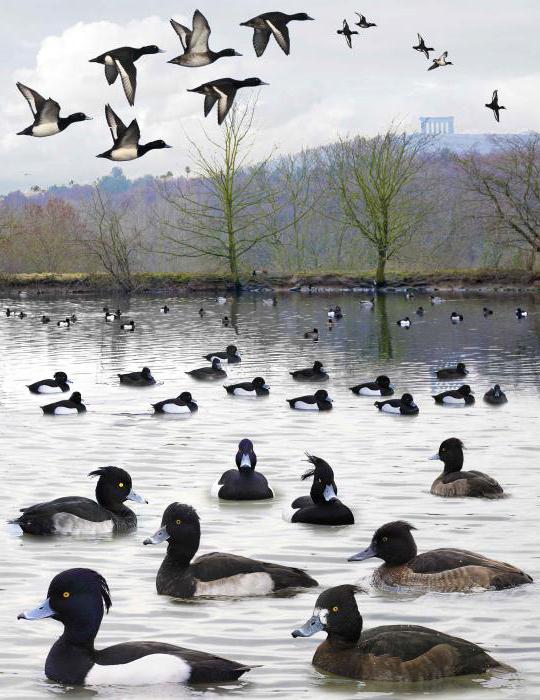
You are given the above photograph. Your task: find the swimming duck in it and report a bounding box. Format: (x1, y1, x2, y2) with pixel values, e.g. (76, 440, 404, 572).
(120, 320, 135, 331)
(105, 309, 120, 321)
(516, 307, 528, 319)
(430, 294, 444, 304)
(327, 308, 335, 319)
(216, 296, 227, 304)
(360, 297, 375, 308)
(355, 12, 376, 28)
(186, 357, 227, 380)
(28, 371, 71, 394)
(160, 305, 170, 313)
(450, 311, 463, 323)
(198, 307, 205, 317)
(290, 360, 328, 381)
(397, 317, 411, 328)
(430, 437, 504, 498)
(203, 344, 241, 363)
(118, 367, 155, 387)
(70, 314, 78, 323)
(433, 384, 474, 405)
(486, 89, 505, 122)
(225, 377, 269, 396)
(334, 305, 343, 319)
(412, 33, 434, 59)
(484, 384, 508, 405)
(428, 51, 453, 71)
(89, 45, 164, 106)
(416, 306, 424, 316)
(287, 389, 333, 411)
(18, 311, 27, 318)
(16, 82, 91, 137)
(221, 315, 230, 326)
(348, 520, 532, 592)
(337, 19, 358, 48)
(374, 393, 418, 415)
(291, 584, 513, 680)
(483, 306, 493, 316)
(41, 315, 51, 323)
(169, 10, 241, 67)
(350, 375, 393, 396)
(304, 327, 319, 339)
(57, 318, 70, 328)
(211, 439, 274, 500)
(436, 362, 467, 379)
(240, 11, 314, 56)
(188, 77, 268, 125)
(144, 503, 317, 596)
(18, 568, 253, 685)
(12, 466, 146, 536)
(284, 455, 354, 525)
(97, 104, 171, 161)
(41, 391, 86, 415)
(152, 391, 198, 414)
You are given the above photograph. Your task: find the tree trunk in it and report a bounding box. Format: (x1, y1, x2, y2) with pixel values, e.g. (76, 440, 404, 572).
(375, 252, 387, 287)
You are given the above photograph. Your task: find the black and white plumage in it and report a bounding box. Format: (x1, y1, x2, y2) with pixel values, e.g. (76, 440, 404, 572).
(374, 393, 419, 415)
(120, 320, 135, 331)
(11, 466, 146, 536)
(428, 51, 453, 71)
(211, 439, 274, 500)
(57, 318, 71, 328)
(186, 357, 227, 380)
(433, 384, 475, 406)
(187, 77, 268, 125)
(144, 503, 317, 597)
(355, 13, 376, 29)
(484, 384, 508, 405)
(485, 90, 506, 122)
(224, 377, 269, 397)
(240, 11, 314, 57)
(18, 568, 253, 685)
(287, 389, 333, 411)
(290, 360, 328, 381)
(303, 328, 319, 339)
(450, 312, 464, 323)
(152, 391, 198, 414)
(16, 82, 91, 137)
(41, 391, 86, 415)
(350, 375, 393, 397)
(284, 455, 354, 525)
(396, 317, 411, 328)
(203, 344, 241, 363)
(337, 19, 358, 49)
(118, 367, 155, 387)
(89, 45, 164, 106)
(160, 305, 170, 313)
(412, 33, 434, 59)
(169, 10, 241, 67)
(28, 371, 71, 394)
(97, 104, 171, 161)
(516, 307, 528, 319)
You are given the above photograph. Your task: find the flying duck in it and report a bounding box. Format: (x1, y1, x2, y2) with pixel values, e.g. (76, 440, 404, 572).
(430, 437, 504, 498)
(16, 82, 91, 137)
(18, 568, 253, 685)
(41, 391, 86, 415)
(484, 384, 508, 405)
(436, 362, 467, 379)
(211, 439, 274, 500)
(433, 384, 474, 405)
(186, 357, 227, 380)
(187, 77, 268, 125)
(412, 33, 434, 59)
(89, 45, 164, 106)
(374, 393, 418, 415)
(152, 391, 198, 414)
(203, 344, 241, 363)
(118, 367, 155, 387)
(486, 90, 506, 122)
(144, 503, 317, 597)
(292, 585, 513, 680)
(337, 19, 358, 48)
(428, 51, 453, 71)
(290, 360, 328, 381)
(350, 375, 393, 396)
(348, 520, 532, 592)
(450, 311, 463, 323)
(169, 10, 241, 67)
(28, 371, 71, 394)
(284, 455, 354, 525)
(97, 104, 171, 161)
(355, 13, 376, 28)
(396, 317, 411, 328)
(240, 11, 314, 56)
(287, 389, 333, 411)
(12, 466, 146, 535)
(120, 320, 135, 331)
(224, 377, 269, 397)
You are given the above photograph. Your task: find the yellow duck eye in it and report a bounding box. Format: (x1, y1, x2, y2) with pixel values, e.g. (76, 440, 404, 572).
(175, 519, 182, 525)
(118, 482, 124, 488)
(382, 536, 388, 542)
(332, 606, 339, 612)
(63, 592, 70, 598)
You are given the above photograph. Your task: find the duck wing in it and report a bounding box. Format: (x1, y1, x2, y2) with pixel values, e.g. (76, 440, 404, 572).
(104, 61, 118, 85)
(114, 58, 137, 106)
(17, 82, 45, 117)
(14, 497, 110, 534)
(265, 18, 290, 55)
(37, 99, 61, 125)
(189, 10, 211, 53)
(252, 27, 272, 57)
(105, 104, 126, 143)
(213, 85, 236, 125)
(117, 119, 140, 149)
(204, 93, 219, 116)
(170, 18, 192, 51)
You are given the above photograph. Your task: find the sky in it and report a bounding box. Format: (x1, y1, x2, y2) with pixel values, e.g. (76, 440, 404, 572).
(0, 0, 539, 194)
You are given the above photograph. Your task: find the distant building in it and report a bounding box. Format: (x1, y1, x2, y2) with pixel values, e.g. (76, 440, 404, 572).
(420, 116, 455, 135)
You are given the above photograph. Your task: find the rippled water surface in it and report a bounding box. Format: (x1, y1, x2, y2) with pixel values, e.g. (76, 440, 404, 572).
(1, 291, 539, 700)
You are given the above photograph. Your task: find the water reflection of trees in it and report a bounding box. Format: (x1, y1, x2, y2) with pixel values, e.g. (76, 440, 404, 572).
(376, 294, 393, 360)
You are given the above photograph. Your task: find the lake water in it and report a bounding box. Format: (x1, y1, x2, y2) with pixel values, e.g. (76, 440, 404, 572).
(1, 290, 538, 700)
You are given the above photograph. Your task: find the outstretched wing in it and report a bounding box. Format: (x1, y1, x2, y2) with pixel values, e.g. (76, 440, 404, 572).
(117, 119, 140, 148)
(38, 99, 61, 125)
(189, 10, 211, 53)
(214, 86, 236, 125)
(356, 13, 366, 23)
(417, 33, 423, 44)
(441, 51, 448, 59)
(252, 28, 271, 57)
(114, 59, 137, 106)
(17, 82, 46, 117)
(170, 18, 192, 51)
(204, 93, 218, 117)
(104, 60, 118, 85)
(105, 104, 126, 143)
(265, 18, 290, 55)
(492, 89, 498, 102)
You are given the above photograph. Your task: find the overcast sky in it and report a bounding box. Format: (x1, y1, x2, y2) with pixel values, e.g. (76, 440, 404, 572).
(0, 0, 538, 194)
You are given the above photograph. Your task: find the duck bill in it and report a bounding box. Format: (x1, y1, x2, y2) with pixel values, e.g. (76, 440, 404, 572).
(143, 526, 169, 545)
(348, 544, 376, 562)
(239, 453, 252, 471)
(292, 614, 325, 638)
(323, 484, 337, 501)
(127, 490, 147, 504)
(18, 598, 55, 620)
(429, 454, 441, 461)
(263, 384, 270, 390)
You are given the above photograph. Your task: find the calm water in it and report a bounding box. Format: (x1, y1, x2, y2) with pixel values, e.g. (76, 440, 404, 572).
(1, 291, 539, 700)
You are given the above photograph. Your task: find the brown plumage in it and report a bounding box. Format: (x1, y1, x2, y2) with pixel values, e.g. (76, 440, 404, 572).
(430, 438, 504, 498)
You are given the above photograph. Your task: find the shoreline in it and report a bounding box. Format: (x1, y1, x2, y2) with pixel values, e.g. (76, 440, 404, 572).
(0, 269, 538, 296)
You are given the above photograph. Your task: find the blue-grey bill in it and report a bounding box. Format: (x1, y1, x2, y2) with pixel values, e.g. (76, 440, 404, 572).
(18, 598, 54, 620)
(348, 544, 376, 562)
(429, 454, 441, 461)
(143, 526, 169, 545)
(292, 614, 325, 638)
(127, 490, 148, 504)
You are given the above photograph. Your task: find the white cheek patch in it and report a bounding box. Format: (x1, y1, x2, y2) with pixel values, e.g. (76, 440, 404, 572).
(86, 654, 191, 686)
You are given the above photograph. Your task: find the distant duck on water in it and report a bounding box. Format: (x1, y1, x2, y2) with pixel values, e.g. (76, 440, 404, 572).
(483, 306, 493, 316)
(104, 309, 121, 321)
(290, 360, 328, 381)
(430, 294, 444, 304)
(337, 19, 358, 48)
(516, 307, 528, 319)
(397, 317, 411, 328)
(118, 367, 155, 387)
(120, 320, 135, 331)
(287, 389, 333, 411)
(486, 89, 506, 122)
(240, 11, 314, 57)
(18, 311, 27, 318)
(450, 311, 463, 323)
(186, 357, 226, 380)
(430, 437, 504, 498)
(412, 33, 434, 59)
(428, 51, 453, 71)
(484, 384, 508, 405)
(436, 362, 467, 379)
(169, 10, 241, 67)
(160, 305, 170, 314)
(188, 77, 268, 125)
(41, 391, 86, 415)
(28, 371, 71, 394)
(416, 306, 424, 316)
(433, 384, 474, 405)
(41, 315, 50, 323)
(225, 376, 269, 397)
(375, 393, 418, 415)
(97, 104, 171, 161)
(303, 327, 319, 340)
(16, 82, 91, 137)
(350, 375, 393, 397)
(203, 344, 240, 363)
(152, 391, 197, 414)
(211, 438, 273, 500)
(57, 318, 70, 328)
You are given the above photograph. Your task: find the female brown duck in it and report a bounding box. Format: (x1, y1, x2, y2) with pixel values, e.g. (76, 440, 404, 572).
(430, 438, 504, 498)
(348, 521, 532, 592)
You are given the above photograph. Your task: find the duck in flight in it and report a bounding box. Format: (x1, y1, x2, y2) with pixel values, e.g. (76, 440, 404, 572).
(97, 105, 171, 161)
(240, 11, 314, 57)
(412, 33, 434, 59)
(16, 83, 91, 137)
(187, 78, 268, 125)
(428, 51, 453, 71)
(337, 19, 358, 48)
(89, 45, 164, 106)
(169, 10, 241, 67)
(355, 13, 376, 29)
(486, 90, 506, 122)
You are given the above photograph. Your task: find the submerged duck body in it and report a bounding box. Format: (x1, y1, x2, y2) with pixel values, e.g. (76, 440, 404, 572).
(292, 585, 512, 681)
(348, 521, 532, 592)
(290, 360, 328, 381)
(436, 362, 467, 380)
(186, 358, 226, 380)
(152, 392, 197, 414)
(351, 375, 393, 396)
(12, 467, 146, 535)
(433, 384, 475, 405)
(287, 389, 333, 411)
(211, 439, 273, 500)
(118, 367, 155, 386)
(28, 371, 71, 394)
(41, 391, 86, 415)
(144, 503, 317, 597)
(18, 568, 253, 685)
(375, 393, 418, 415)
(224, 377, 269, 396)
(430, 438, 504, 498)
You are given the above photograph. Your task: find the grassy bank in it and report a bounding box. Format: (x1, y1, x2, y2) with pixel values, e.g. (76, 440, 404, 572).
(0, 269, 538, 295)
